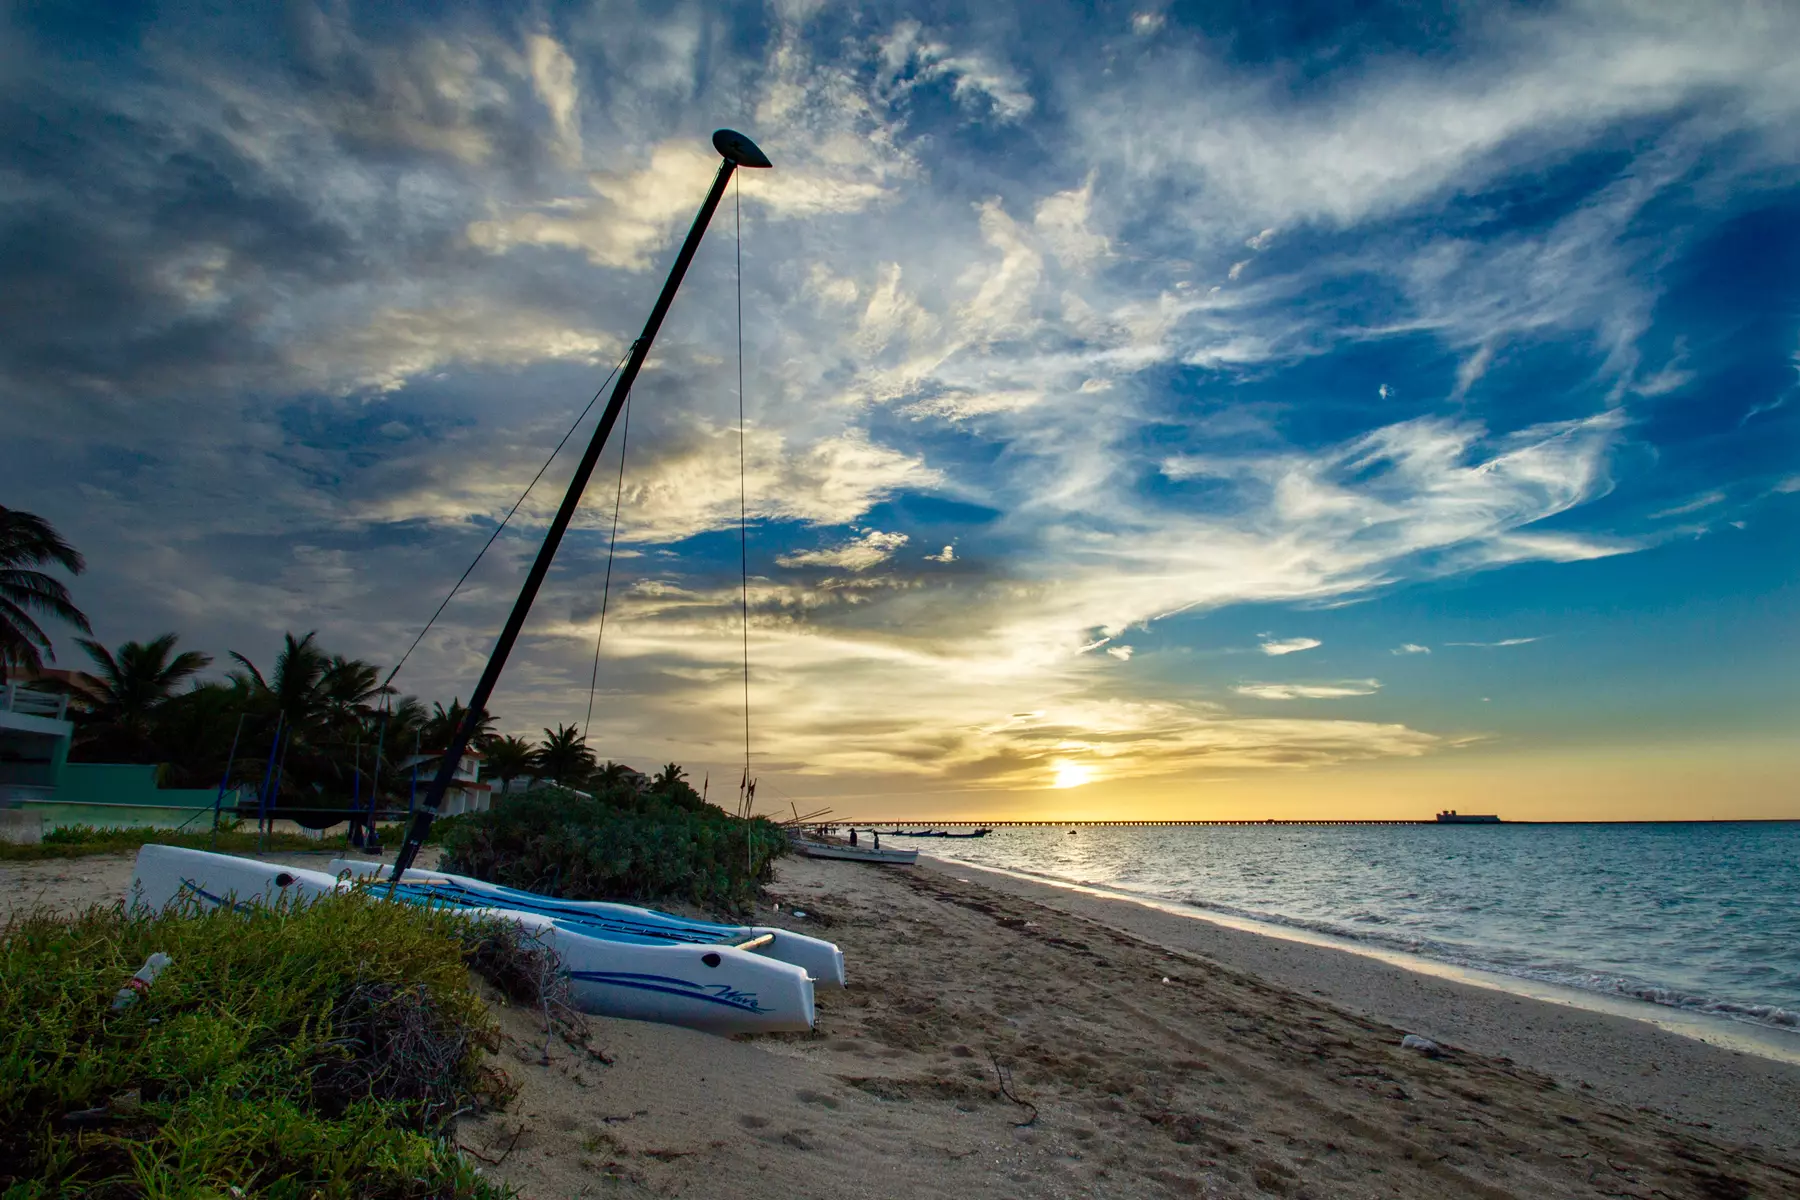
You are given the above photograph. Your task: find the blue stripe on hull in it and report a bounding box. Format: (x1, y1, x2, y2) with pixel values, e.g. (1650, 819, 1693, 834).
(564, 970, 770, 1013)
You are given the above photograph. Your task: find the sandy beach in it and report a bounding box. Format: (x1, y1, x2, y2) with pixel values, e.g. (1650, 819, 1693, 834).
(8, 849, 1800, 1198)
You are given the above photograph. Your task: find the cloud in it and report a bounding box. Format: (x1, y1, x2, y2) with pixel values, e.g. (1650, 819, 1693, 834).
(877, 21, 1035, 122)
(1076, 2, 1800, 229)
(1446, 637, 1542, 648)
(1260, 637, 1322, 656)
(1105, 645, 1133, 660)
(1234, 680, 1381, 701)
(924, 545, 956, 563)
(778, 530, 910, 572)
(1034, 176, 1110, 269)
(1392, 643, 1431, 655)
(1648, 491, 1728, 519)
(525, 32, 582, 165)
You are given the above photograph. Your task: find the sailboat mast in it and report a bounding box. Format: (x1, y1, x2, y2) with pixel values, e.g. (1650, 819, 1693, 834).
(390, 129, 774, 882)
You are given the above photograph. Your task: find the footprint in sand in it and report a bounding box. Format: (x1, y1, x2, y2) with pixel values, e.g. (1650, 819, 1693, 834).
(737, 1114, 770, 1129)
(795, 1089, 840, 1109)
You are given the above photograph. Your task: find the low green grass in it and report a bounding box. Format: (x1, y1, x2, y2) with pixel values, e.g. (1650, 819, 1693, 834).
(0, 818, 466, 863)
(2, 893, 514, 1198)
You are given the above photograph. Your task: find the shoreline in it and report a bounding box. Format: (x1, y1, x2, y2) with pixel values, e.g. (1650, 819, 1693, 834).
(916, 854, 1800, 1150)
(920, 853, 1800, 1065)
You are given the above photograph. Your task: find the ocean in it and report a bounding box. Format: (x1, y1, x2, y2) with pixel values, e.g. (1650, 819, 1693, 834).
(914, 821, 1800, 1037)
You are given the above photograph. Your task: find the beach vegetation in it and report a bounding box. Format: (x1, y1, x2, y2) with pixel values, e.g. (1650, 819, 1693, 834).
(439, 782, 787, 910)
(0, 891, 516, 1198)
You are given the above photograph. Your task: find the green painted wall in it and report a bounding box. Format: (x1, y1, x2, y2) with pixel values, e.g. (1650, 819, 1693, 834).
(56, 763, 221, 811)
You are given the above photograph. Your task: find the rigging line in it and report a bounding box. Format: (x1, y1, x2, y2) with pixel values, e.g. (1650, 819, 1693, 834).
(384, 348, 632, 691)
(582, 391, 632, 743)
(735, 169, 752, 788)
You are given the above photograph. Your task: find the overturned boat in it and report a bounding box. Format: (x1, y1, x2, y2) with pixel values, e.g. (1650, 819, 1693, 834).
(131, 845, 828, 1035)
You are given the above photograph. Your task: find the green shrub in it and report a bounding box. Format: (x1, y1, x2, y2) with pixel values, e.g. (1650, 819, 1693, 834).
(439, 787, 788, 911)
(0, 894, 511, 1198)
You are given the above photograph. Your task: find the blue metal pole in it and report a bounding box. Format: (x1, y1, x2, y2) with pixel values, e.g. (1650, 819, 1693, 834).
(256, 712, 284, 849)
(213, 711, 246, 848)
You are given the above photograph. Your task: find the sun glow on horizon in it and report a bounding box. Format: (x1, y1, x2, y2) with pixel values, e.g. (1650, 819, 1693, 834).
(1052, 760, 1094, 789)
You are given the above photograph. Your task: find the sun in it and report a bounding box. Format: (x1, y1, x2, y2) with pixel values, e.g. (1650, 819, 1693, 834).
(1052, 760, 1093, 789)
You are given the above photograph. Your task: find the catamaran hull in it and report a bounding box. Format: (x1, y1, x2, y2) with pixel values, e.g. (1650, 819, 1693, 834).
(328, 859, 845, 989)
(790, 838, 918, 865)
(129, 846, 816, 1034)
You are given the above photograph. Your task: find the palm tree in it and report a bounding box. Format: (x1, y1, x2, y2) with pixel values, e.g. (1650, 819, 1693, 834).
(227, 632, 334, 809)
(228, 632, 330, 738)
(73, 633, 213, 759)
(533, 724, 595, 787)
(318, 655, 391, 734)
(421, 698, 497, 753)
(652, 761, 688, 791)
(594, 760, 634, 790)
(484, 735, 536, 795)
(0, 505, 91, 680)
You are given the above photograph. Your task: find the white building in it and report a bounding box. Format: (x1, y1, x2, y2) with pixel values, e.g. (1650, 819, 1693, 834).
(1, 685, 72, 840)
(398, 749, 493, 816)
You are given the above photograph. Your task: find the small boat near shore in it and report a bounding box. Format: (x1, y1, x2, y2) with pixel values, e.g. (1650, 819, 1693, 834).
(789, 836, 918, 865)
(130, 845, 823, 1034)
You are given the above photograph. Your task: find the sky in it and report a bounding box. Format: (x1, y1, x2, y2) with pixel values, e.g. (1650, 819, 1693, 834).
(2, 0, 1796, 821)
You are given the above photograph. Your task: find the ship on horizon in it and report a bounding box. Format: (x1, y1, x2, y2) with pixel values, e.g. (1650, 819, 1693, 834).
(1436, 810, 1502, 824)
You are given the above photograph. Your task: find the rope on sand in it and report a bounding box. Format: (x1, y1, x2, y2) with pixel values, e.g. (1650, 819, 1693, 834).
(989, 1050, 1038, 1126)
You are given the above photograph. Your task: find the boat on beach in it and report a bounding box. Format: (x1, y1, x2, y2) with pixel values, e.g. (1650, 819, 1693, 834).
(327, 858, 844, 987)
(789, 836, 918, 865)
(130, 845, 825, 1034)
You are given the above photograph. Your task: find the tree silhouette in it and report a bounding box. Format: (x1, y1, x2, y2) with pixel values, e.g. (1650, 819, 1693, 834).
(484, 735, 536, 794)
(533, 724, 595, 786)
(0, 505, 91, 680)
(73, 633, 212, 760)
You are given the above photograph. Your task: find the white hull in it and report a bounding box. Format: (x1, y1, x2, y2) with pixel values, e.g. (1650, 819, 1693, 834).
(328, 858, 845, 989)
(130, 846, 816, 1034)
(790, 838, 918, 865)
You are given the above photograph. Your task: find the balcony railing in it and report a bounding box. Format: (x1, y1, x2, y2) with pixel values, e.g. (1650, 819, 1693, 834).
(0, 685, 69, 721)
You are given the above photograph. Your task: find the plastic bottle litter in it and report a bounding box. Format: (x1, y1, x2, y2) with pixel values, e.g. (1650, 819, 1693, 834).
(112, 952, 173, 1011)
(1400, 1034, 1442, 1057)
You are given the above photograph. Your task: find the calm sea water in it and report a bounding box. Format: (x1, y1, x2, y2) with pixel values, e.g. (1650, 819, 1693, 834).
(913, 822, 1800, 1035)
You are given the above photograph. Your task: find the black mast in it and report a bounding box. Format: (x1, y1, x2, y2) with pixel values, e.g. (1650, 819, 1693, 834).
(388, 129, 773, 883)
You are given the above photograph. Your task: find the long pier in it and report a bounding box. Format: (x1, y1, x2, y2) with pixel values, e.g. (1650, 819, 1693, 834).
(843, 819, 1463, 828)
